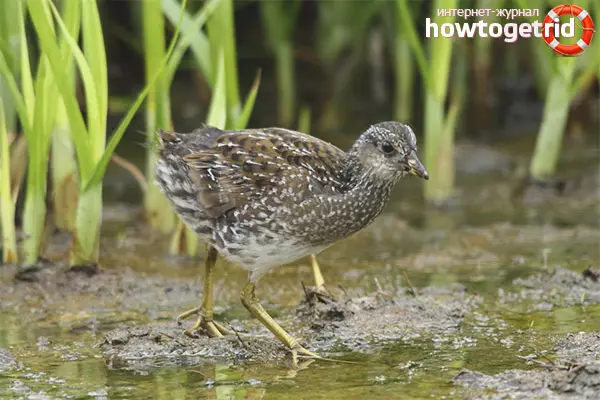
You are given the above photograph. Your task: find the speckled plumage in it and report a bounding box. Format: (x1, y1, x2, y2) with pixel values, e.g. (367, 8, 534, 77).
(155, 122, 426, 282)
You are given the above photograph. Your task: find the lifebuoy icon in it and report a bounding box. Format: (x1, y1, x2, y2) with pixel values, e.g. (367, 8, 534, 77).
(542, 4, 595, 56)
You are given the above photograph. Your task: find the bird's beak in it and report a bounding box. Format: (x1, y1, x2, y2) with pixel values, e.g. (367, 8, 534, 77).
(407, 156, 429, 180)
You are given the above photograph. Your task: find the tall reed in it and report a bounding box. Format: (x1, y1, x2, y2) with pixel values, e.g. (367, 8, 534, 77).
(0, 101, 17, 263)
(51, 0, 80, 233)
(10, 0, 188, 266)
(397, 0, 458, 203)
(143, 0, 176, 233)
(523, 0, 598, 180)
(0, 0, 21, 135)
(0, 0, 74, 265)
(390, 2, 417, 123)
(260, 1, 300, 126)
(207, 0, 241, 124)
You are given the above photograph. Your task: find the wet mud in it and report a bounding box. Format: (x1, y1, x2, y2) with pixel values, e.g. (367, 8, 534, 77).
(498, 266, 600, 311)
(454, 332, 600, 399)
(0, 262, 203, 324)
(0, 349, 17, 373)
(99, 282, 479, 370)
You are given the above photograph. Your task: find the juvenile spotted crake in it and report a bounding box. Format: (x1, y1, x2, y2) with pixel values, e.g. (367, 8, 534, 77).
(155, 122, 428, 360)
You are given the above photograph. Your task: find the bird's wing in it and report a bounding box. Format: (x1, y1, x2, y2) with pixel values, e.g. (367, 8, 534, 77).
(183, 127, 347, 218)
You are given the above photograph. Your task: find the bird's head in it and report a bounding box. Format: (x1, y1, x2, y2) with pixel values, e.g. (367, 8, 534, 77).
(348, 121, 428, 183)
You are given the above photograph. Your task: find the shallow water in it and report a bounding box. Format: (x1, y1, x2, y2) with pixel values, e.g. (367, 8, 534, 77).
(1, 136, 599, 399)
(1, 288, 599, 399)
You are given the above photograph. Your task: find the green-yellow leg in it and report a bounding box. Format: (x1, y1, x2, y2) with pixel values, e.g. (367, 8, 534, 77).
(310, 254, 335, 299)
(241, 282, 319, 362)
(177, 246, 231, 337)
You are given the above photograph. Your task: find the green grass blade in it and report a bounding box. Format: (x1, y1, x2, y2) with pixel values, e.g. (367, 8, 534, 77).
(260, 1, 299, 125)
(51, 0, 80, 232)
(143, 0, 175, 233)
(17, 0, 35, 121)
(208, 0, 240, 118)
(81, 0, 108, 155)
(0, 52, 31, 136)
(530, 58, 577, 179)
(396, 0, 430, 89)
(570, 50, 599, 101)
(429, 0, 457, 100)
(206, 52, 227, 129)
(143, 0, 169, 136)
(22, 54, 56, 265)
(83, 0, 188, 191)
(0, 0, 22, 134)
(164, 0, 222, 88)
(0, 100, 18, 263)
(232, 69, 261, 130)
(47, 0, 101, 170)
(162, 0, 218, 85)
(27, 0, 93, 179)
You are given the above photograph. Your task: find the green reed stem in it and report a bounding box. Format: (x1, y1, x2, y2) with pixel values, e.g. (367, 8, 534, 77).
(51, 102, 78, 232)
(51, 0, 80, 233)
(394, 37, 415, 123)
(0, 0, 22, 135)
(260, 1, 299, 126)
(207, 0, 240, 122)
(0, 100, 17, 263)
(529, 58, 576, 180)
(143, 0, 175, 233)
(528, 0, 593, 180)
(398, 0, 458, 203)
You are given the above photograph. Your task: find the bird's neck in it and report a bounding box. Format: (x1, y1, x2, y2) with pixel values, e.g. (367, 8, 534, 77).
(289, 153, 396, 246)
(342, 153, 394, 196)
(336, 154, 395, 231)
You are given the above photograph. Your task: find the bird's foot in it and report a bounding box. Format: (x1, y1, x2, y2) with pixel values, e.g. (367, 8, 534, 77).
(290, 343, 320, 367)
(176, 307, 231, 338)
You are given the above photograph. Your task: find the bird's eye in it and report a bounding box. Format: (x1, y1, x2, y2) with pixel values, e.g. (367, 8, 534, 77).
(381, 142, 395, 154)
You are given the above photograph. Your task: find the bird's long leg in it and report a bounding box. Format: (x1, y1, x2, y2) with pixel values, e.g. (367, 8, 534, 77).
(309, 254, 335, 300)
(240, 281, 319, 362)
(177, 246, 230, 337)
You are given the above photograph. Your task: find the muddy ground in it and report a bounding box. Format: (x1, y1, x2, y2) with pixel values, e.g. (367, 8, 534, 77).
(2, 254, 600, 398)
(454, 332, 600, 399)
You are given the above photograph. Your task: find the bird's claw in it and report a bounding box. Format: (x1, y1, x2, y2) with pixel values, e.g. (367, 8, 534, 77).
(290, 344, 320, 367)
(177, 307, 231, 338)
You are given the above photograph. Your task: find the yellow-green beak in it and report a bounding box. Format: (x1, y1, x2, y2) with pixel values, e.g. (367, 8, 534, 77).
(407, 156, 429, 180)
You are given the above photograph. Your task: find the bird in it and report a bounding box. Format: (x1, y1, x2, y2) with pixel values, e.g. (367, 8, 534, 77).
(154, 121, 428, 360)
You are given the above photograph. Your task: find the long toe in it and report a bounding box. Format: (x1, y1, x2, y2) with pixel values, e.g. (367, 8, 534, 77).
(176, 306, 202, 324)
(294, 344, 320, 359)
(212, 320, 233, 336)
(290, 345, 320, 368)
(203, 321, 225, 338)
(183, 315, 231, 338)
